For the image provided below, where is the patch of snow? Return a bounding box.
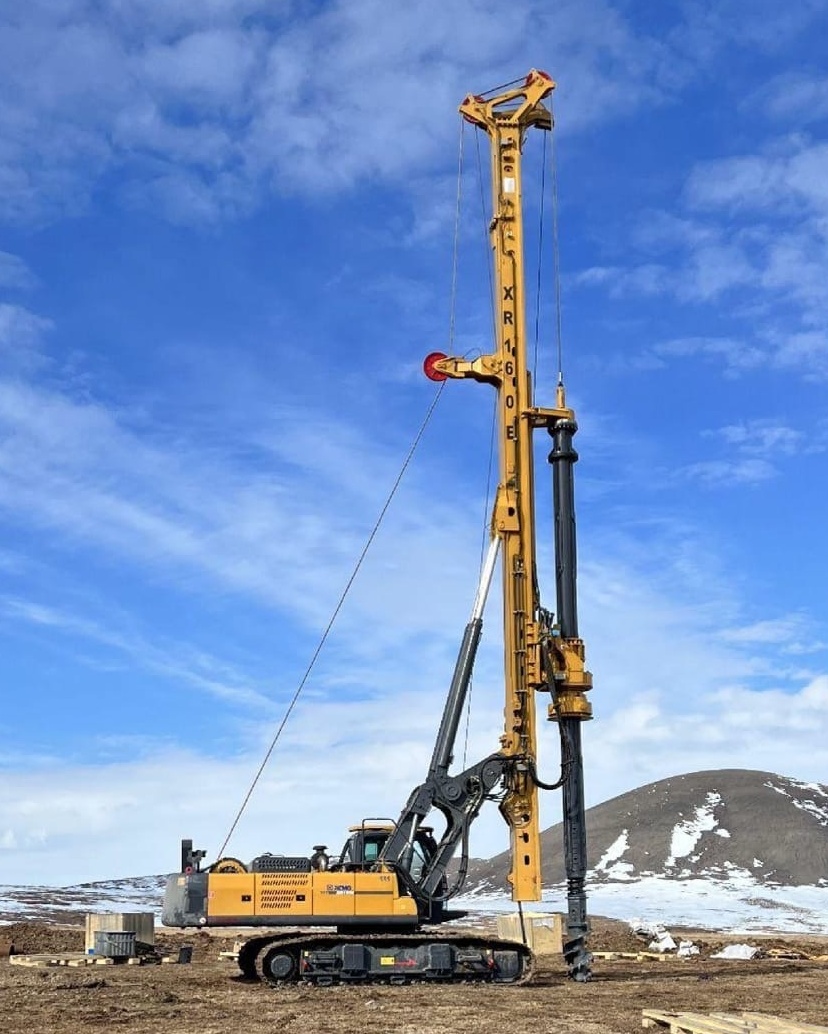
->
[765,779,828,825]
[712,943,758,959]
[678,940,699,957]
[457,872,828,934]
[784,778,828,798]
[600,862,636,881]
[594,830,630,872]
[789,798,828,826]
[753,859,763,868]
[715,828,731,838]
[666,792,723,866]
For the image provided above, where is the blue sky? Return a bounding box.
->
[1,0,828,885]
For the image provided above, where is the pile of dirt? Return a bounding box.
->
[155,929,238,963]
[0,921,241,963]
[0,922,84,955]
[586,916,649,953]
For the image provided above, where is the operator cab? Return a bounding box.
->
[335,821,438,882]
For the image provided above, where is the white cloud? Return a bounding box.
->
[572,263,672,297]
[576,134,828,381]
[0,595,276,711]
[0,0,694,223]
[0,303,52,370]
[715,420,803,456]
[0,327,822,885]
[0,297,822,885]
[139,28,264,107]
[670,0,827,60]
[762,73,828,123]
[1,525,826,885]
[680,458,776,486]
[674,419,810,487]
[634,336,766,375]
[0,370,506,657]
[0,252,35,290]
[719,616,810,647]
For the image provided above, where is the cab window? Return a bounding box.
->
[410,840,427,880]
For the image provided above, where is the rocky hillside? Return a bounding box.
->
[464,769,828,894]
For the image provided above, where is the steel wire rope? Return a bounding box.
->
[550,100,565,384]
[479,75,526,97]
[532,129,548,400]
[474,126,498,356]
[218,384,447,859]
[217,117,468,859]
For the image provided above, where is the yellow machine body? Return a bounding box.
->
[201,869,418,924]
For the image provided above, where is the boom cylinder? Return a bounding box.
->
[429,537,500,777]
[428,617,483,777]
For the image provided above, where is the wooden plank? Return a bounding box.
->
[739,1013,828,1034]
[643,1012,828,1034]
[12,953,87,961]
[595,951,676,963]
[10,953,114,969]
[676,1014,751,1034]
[643,1010,751,1034]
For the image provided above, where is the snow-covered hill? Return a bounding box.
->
[457,769,828,932]
[467,769,828,890]
[0,876,164,924]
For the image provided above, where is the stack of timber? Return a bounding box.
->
[642,1011,828,1034]
[10,953,120,968]
[594,950,673,963]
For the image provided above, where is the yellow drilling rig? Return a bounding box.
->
[163,69,593,986]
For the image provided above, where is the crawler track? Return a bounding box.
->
[236,930,534,986]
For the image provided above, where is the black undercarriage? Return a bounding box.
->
[236,930,533,986]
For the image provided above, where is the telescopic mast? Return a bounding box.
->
[425,69,593,980]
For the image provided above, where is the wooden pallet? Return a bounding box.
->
[10,954,116,968]
[593,951,675,962]
[642,1010,828,1034]
[763,949,828,962]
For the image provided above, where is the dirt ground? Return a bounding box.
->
[1,919,827,1034]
